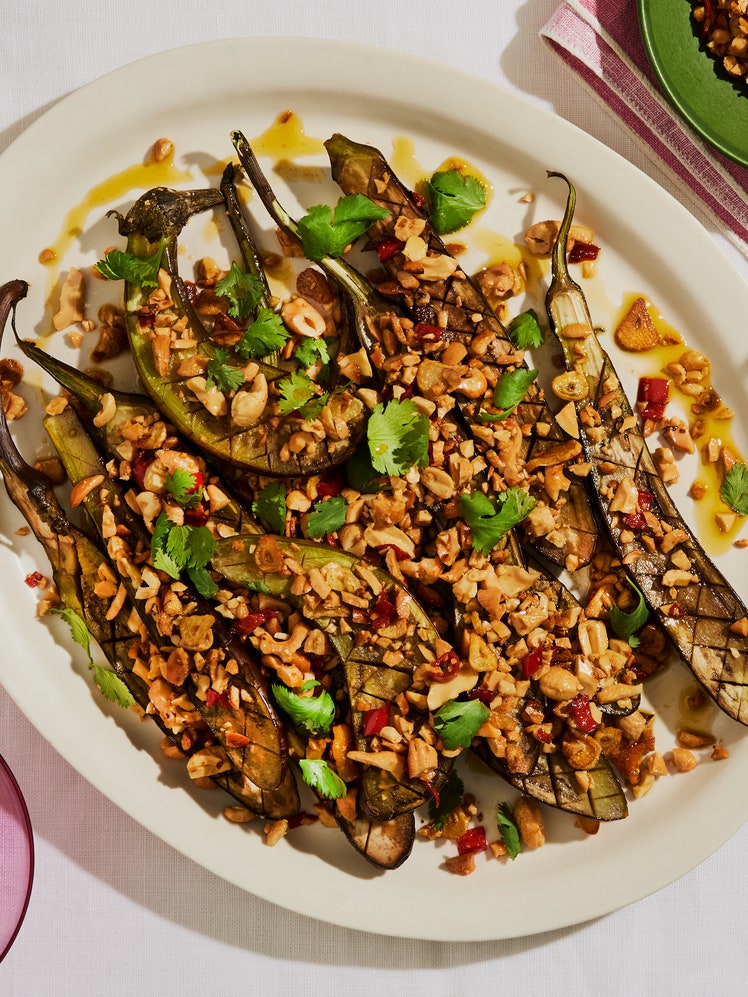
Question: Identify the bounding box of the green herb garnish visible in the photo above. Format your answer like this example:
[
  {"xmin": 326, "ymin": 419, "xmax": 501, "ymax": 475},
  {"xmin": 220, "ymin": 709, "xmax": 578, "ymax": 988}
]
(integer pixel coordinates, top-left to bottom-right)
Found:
[
  {"xmin": 276, "ymin": 370, "xmax": 327, "ymax": 417},
  {"xmin": 609, "ymin": 578, "xmax": 649, "ymax": 648},
  {"xmin": 294, "ymin": 336, "xmax": 331, "ymax": 369},
  {"xmin": 297, "ymin": 194, "xmax": 391, "ymax": 261},
  {"xmin": 459, "ymin": 488, "xmax": 538, "ymax": 556},
  {"xmin": 432, "ymin": 698, "xmax": 490, "ymax": 751},
  {"xmin": 720, "ymin": 463, "xmax": 748, "ymax": 516},
  {"xmin": 298, "ymin": 758, "xmax": 347, "ymax": 799},
  {"xmin": 51, "ymin": 606, "xmax": 135, "ymax": 709},
  {"xmin": 425, "ymin": 169, "xmax": 486, "ymax": 234},
  {"xmin": 252, "ymin": 481, "xmax": 287, "ymax": 535},
  {"xmin": 235, "ymin": 307, "xmax": 289, "ymax": 359},
  {"xmin": 165, "ymin": 468, "xmax": 202, "ymax": 510},
  {"xmin": 205, "ymin": 349, "xmax": 245, "ymax": 394},
  {"xmin": 150, "ymin": 512, "xmax": 218, "ymax": 596},
  {"xmin": 215, "ymin": 261, "xmax": 265, "ymax": 320},
  {"xmin": 272, "ymin": 681, "xmax": 335, "ymax": 735},
  {"xmin": 507, "ymin": 309, "xmax": 544, "ymax": 350},
  {"xmin": 94, "ymin": 241, "xmax": 165, "ymax": 288},
  {"xmin": 478, "ymin": 368, "xmax": 538, "ymax": 422},
  {"xmin": 497, "ymin": 802, "xmax": 522, "ymax": 860},
  {"xmin": 305, "ymin": 495, "xmax": 347, "ymax": 539},
  {"xmin": 367, "ymin": 399, "xmax": 429, "ymax": 476}
]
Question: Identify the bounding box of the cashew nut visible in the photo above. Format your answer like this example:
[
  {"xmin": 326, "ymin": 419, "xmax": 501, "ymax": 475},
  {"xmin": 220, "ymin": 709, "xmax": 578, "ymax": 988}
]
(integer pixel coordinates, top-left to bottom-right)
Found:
[
  {"xmin": 281, "ymin": 297, "xmax": 326, "ymax": 338},
  {"xmin": 231, "ymin": 372, "xmax": 268, "ymax": 428}
]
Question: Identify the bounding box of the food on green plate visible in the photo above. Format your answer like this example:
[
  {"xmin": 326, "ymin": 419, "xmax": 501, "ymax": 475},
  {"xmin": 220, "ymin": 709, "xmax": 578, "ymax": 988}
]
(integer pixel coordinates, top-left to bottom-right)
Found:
[{"xmin": 691, "ymin": 2, "xmax": 748, "ymax": 85}]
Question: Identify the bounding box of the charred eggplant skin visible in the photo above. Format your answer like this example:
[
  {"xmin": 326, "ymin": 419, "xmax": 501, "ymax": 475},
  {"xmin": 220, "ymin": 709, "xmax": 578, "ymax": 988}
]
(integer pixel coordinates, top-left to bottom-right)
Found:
[{"xmin": 545, "ymin": 173, "xmax": 748, "ymax": 725}]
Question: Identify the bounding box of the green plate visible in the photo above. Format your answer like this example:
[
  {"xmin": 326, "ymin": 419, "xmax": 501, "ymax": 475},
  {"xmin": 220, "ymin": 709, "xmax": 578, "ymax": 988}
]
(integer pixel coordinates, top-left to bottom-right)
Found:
[{"xmin": 638, "ymin": 0, "xmax": 748, "ymax": 167}]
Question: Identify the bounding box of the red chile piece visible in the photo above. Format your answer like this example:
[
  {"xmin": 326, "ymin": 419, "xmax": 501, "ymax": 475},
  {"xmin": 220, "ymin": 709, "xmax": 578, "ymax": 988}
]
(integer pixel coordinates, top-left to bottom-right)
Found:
[
  {"xmin": 317, "ymin": 471, "xmax": 345, "ymax": 498},
  {"xmin": 426, "ymin": 650, "xmax": 461, "ymax": 684},
  {"xmin": 205, "ymin": 688, "xmax": 231, "ymax": 709},
  {"xmin": 370, "ymin": 592, "xmax": 397, "ymax": 628},
  {"xmin": 184, "ymin": 502, "xmax": 210, "ymax": 527},
  {"xmin": 622, "ymin": 489, "xmax": 655, "ymax": 530},
  {"xmin": 376, "ymin": 237, "xmax": 405, "ymax": 262},
  {"xmin": 569, "ymin": 693, "xmax": 600, "ymax": 734},
  {"xmin": 568, "ymin": 242, "xmax": 600, "ymax": 264},
  {"xmin": 24, "ymin": 571, "xmax": 43, "ymax": 588},
  {"xmin": 456, "ymin": 826, "xmax": 487, "ymax": 856},
  {"xmin": 130, "ymin": 452, "xmax": 154, "ymax": 490},
  {"xmin": 376, "ymin": 544, "xmax": 410, "ymax": 562},
  {"xmin": 468, "ymin": 686, "xmax": 494, "ymax": 705},
  {"xmin": 233, "ymin": 609, "xmax": 277, "ymax": 636},
  {"xmin": 637, "ymin": 377, "xmax": 670, "ymax": 422},
  {"xmin": 411, "ymin": 191, "xmax": 426, "ymax": 210},
  {"xmin": 522, "ymin": 648, "xmax": 543, "ymax": 679},
  {"xmin": 414, "ymin": 323, "xmax": 444, "ymax": 343},
  {"xmin": 362, "ymin": 704, "xmax": 390, "ymax": 736}
]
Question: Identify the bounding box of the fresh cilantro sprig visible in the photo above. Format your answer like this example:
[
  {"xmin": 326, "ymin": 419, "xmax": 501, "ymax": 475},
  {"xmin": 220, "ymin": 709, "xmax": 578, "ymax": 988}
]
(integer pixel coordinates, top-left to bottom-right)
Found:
[
  {"xmin": 609, "ymin": 578, "xmax": 649, "ymax": 648},
  {"xmin": 235, "ymin": 307, "xmax": 289, "ymax": 359},
  {"xmin": 252, "ymin": 481, "xmax": 287, "ymax": 535},
  {"xmin": 298, "ymin": 758, "xmax": 347, "ymax": 799},
  {"xmin": 433, "ymin": 698, "xmax": 490, "ymax": 750},
  {"xmin": 165, "ymin": 468, "xmax": 203, "ymax": 510},
  {"xmin": 215, "ymin": 261, "xmax": 265, "ymax": 320},
  {"xmin": 367, "ymin": 399, "xmax": 430, "ymax": 476},
  {"xmin": 94, "ymin": 240, "xmax": 165, "ymax": 288},
  {"xmin": 425, "ymin": 169, "xmax": 486, "ymax": 234},
  {"xmin": 297, "ymin": 194, "xmax": 391, "ymax": 261},
  {"xmin": 272, "ymin": 681, "xmax": 335, "ymax": 735},
  {"xmin": 427, "ymin": 769, "xmax": 465, "ymax": 831},
  {"xmin": 205, "ymin": 349, "xmax": 246, "ymax": 394},
  {"xmin": 720, "ymin": 463, "xmax": 748, "ymax": 516},
  {"xmin": 276, "ymin": 370, "xmax": 328, "ymax": 418},
  {"xmin": 459, "ymin": 488, "xmax": 538, "ymax": 556},
  {"xmin": 305, "ymin": 495, "xmax": 347, "ymax": 539},
  {"xmin": 507, "ymin": 309, "xmax": 544, "ymax": 350},
  {"xmin": 479, "ymin": 368, "xmax": 538, "ymax": 422},
  {"xmin": 294, "ymin": 336, "xmax": 331, "ymax": 370},
  {"xmin": 51, "ymin": 606, "xmax": 135, "ymax": 709},
  {"xmin": 497, "ymin": 802, "xmax": 522, "ymax": 860},
  {"xmin": 151, "ymin": 512, "xmax": 218, "ymax": 597},
  {"xmin": 345, "ymin": 444, "xmax": 389, "ymax": 494}
]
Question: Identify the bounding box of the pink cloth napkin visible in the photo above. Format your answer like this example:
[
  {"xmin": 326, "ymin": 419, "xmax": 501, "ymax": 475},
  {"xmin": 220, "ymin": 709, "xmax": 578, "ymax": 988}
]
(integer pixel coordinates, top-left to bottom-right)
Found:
[{"xmin": 541, "ymin": 0, "xmax": 748, "ymax": 253}]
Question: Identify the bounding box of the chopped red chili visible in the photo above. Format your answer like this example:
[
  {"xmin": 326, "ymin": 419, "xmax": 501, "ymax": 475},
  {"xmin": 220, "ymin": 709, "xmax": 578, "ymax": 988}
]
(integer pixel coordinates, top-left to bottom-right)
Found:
[
  {"xmin": 233, "ymin": 610, "xmax": 277, "ymax": 636},
  {"xmin": 205, "ymin": 688, "xmax": 231, "ymax": 709},
  {"xmin": 130, "ymin": 452, "xmax": 154, "ymax": 490},
  {"xmin": 370, "ymin": 592, "xmax": 397, "ymax": 628},
  {"xmin": 414, "ymin": 322, "xmax": 444, "ymax": 342},
  {"xmin": 184, "ymin": 502, "xmax": 210, "ymax": 527},
  {"xmin": 637, "ymin": 377, "xmax": 669, "ymax": 422},
  {"xmin": 522, "ymin": 648, "xmax": 543, "ymax": 679},
  {"xmin": 531, "ymin": 724, "xmax": 554, "ymax": 744},
  {"xmin": 24, "ymin": 570, "xmax": 43, "ymax": 588},
  {"xmin": 376, "ymin": 544, "xmax": 410, "ymax": 562},
  {"xmin": 411, "ymin": 191, "xmax": 426, "ymax": 210},
  {"xmin": 426, "ymin": 650, "xmax": 461, "ymax": 684},
  {"xmin": 668, "ymin": 602, "xmax": 686, "ymax": 618},
  {"xmin": 317, "ymin": 471, "xmax": 345, "ymax": 498},
  {"xmin": 623, "ymin": 490, "xmax": 654, "ymax": 530},
  {"xmin": 568, "ymin": 242, "xmax": 600, "ymax": 264},
  {"xmin": 225, "ymin": 731, "xmax": 250, "ymax": 748},
  {"xmin": 376, "ymin": 237, "xmax": 405, "ymax": 261},
  {"xmin": 456, "ymin": 826, "xmax": 487, "ymax": 856},
  {"xmin": 468, "ymin": 686, "xmax": 494, "ymax": 705},
  {"xmin": 362, "ymin": 704, "xmax": 389, "ymax": 736},
  {"xmin": 569, "ymin": 694, "xmax": 600, "ymax": 734}
]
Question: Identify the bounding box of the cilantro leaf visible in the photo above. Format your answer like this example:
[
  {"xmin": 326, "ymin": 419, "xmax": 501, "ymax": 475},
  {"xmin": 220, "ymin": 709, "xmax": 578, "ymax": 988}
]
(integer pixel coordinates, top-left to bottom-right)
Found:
[
  {"xmin": 479, "ymin": 368, "xmax": 537, "ymax": 422},
  {"xmin": 297, "ymin": 195, "xmax": 391, "ymax": 261},
  {"xmin": 720, "ymin": 463, "xmax": 748, "ymax": 516},
  {"xmin": 150, "ymin": 513, "xmax": 217, "ymax": 582},
  {"xmin": 305, "ymin": 495, "xmax": 347, "ymax": 539},
  {"xmin": 497, "ymin": 802, "xmax": 522, "ymax": 860},
  {"xmin": 186, "ymin": 565, "xmax": 218, "ymax": 599},
  {"xmin": 459, "ymin": 487, "xmax": 538, "ymax": 556},
  {"xmin": 94, "ymin": 241, "xmax": 165, "ymax": 288},
  {"xmin": 367, "ymin": 399, "xmax": 430, "ymax": 476},
  {"xmin": 272, "ymin": 682, "xmax": 336, "ymax": 735},
  {"xmin": 51, "ymin": 607, "xmax": 135, "ymax": 709},
  {"xmin": 92, "ymin": 665, "xmax": 137, "ymax": 709},
  {"xmin": 345, "ymin": 444, "xmax": 389, "ymax": 494},
  {"xmin": 294, "ymin": 336, "xmax": 331, "ymax": 369},
  {"xmin": 298, "ymin": 758, "xmax": 347, "ymax": 799},
  {"xmin": 205, "ymin": 349, "xmax": 246, "ymax": 394},
  {"xmin": 609, "ymin": 578, "xmax": 649, "ymax": 648},
  {"xmin": 427, "ymin": 769, "xmax": 465, "ymax": 831},
  {"xmin": 276, "ymin": 370, "xmax": 326, "ymax": 417},
  {"xmin": 151, "ymin": 513, "xmax": 183, "ymax": 578},
  {"xmin": 235, "ymin": 307, "xmax": 289, "ymax": 359},
  {"xmin": 214, "ymin": 261, "xmax": 265, "ymax": 319},
  {"xmin": 425, "ymin": 169, "xmax": 486, "ymax": 234},
  {"xmin": 252, "ymin": 481, "xmax": 287, "ymax": 535},
  {"xmin": 433, "ymin": 698, "xmax": 490, "ymax": 750},
  {"xmin": 165, "ymin": 468, "xmax": 202, "ymax": 509},
  {"xmin": 507, "ymin": 309, "xmax": 544, "ymax": 350}
]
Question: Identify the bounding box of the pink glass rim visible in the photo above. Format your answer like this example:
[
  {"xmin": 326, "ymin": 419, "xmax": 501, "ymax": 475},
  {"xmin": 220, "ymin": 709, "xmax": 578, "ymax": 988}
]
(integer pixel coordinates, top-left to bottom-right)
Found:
[{"xmin": 0, "ymin": 753, "xmax": 34, "ymax": 962}]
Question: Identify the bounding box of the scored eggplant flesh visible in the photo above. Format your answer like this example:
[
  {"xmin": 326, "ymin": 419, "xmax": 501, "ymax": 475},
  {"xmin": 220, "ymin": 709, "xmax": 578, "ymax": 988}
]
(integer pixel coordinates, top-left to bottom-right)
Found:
[{"xmin": 545, "ymin": 173, "xmax": 748, "ymax": 725}]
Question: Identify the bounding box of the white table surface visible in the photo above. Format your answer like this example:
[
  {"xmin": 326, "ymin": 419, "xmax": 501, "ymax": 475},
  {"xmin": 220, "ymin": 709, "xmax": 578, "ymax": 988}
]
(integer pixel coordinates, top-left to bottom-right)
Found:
[{"xmin": 2, "ymin": 2, "xmax": 747, "ymax": 994}]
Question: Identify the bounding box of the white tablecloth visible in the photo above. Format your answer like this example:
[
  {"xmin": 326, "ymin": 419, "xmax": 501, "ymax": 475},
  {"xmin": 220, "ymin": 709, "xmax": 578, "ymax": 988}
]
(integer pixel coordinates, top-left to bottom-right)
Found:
[{"xmin": 2, "ymin": 2, "xmax": 747, "ymax": 993}]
